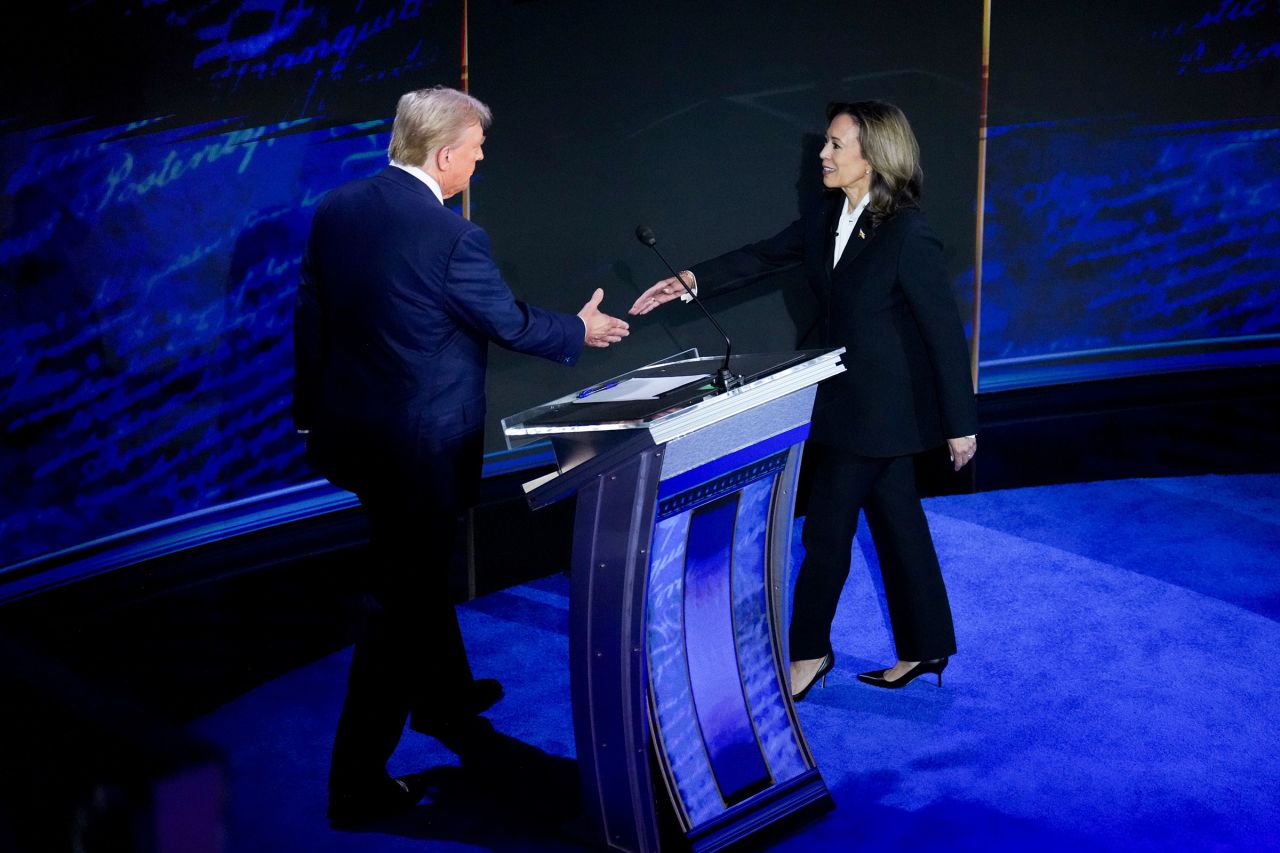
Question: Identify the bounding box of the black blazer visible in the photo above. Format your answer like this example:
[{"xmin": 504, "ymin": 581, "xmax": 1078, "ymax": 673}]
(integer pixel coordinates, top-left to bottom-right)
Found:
[
  {"xmin": 690, "ymin": 195, "xmax": 977, "ymax": 457},
  {"xmin": 294, "ymin": 167, "xmax": 584, "ymax": 496}
]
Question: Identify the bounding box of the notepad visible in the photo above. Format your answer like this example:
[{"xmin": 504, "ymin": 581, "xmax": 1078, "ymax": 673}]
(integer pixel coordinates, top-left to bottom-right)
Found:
[{"xmin": 571, "ymin": 375, "xmax": 711, "ymax": 403}]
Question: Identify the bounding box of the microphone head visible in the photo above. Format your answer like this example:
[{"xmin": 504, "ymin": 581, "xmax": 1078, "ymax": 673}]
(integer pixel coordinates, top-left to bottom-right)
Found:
[{"xmin": 635, "ymin": 225, "xmax": 657, "ymax": 247}]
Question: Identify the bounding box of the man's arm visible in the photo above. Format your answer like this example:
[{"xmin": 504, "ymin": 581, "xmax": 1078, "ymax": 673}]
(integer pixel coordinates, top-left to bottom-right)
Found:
[{"xmin": 442, "ymin": 227, "xmax": 625, "ymax": 363}]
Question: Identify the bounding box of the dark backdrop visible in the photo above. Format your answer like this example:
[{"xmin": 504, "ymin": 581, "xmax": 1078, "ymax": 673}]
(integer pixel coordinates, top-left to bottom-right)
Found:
[{"xmin": 472, "ymin": 1, "xmax": 982, "ymax": 441}]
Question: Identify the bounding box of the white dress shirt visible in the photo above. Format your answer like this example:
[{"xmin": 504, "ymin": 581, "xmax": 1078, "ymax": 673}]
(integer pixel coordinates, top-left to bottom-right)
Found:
[
  {"xmin": 391, "ymin": 161, "xmax": 445, "ymax": 204},
  {"xmin": 832, "ymin": 192, "xmax": 871, "ymax": 265}
]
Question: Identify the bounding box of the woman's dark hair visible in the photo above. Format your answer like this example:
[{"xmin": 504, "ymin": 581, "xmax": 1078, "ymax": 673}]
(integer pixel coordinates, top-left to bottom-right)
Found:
[{"xmin": 826, "ymin": 100, "xmax": 923, "ymax": 224}]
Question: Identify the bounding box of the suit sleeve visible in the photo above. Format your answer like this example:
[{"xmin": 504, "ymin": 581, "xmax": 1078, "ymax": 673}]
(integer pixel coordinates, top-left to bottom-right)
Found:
[
  {"xmin": 442, "ymin": 226, "xmax": 585, "ymax": 366},
  {"xmin": 898, "ymin": 216, "xmax": 979, "ymax": 438},
  {"xmin": 689, "ymin": 216, "xmax": 806, "ymax": 297},
  {"xmin": 292, "ymin": 236, "xmax": 323, "ymax": 431}
]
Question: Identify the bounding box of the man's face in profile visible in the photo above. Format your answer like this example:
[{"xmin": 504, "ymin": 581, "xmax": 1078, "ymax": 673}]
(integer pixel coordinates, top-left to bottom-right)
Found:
[{"xmin": 440, "ymin": 122, "xmax": 485, "ymax": 198}]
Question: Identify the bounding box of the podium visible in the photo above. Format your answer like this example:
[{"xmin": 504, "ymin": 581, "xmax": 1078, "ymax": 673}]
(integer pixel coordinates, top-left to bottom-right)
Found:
[{"xmin": 502, "ymin": 349, "xmax": 845, "ymax": 852}]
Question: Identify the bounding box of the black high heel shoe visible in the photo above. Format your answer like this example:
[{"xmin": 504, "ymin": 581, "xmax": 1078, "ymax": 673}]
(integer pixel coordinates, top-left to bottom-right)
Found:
[
  {"xmin": 856, "ymin": 657, "xmax": 948, "ymax": 690},
  {"xmin": 791, "ymin": 652, "xmax": 836, "ymax": 702}
]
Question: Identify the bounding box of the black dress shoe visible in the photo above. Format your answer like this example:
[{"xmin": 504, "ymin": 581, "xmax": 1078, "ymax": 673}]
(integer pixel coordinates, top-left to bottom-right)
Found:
[
  {"xmin": 430, "ymin": 716, "xmax": 499, "ymax": 760},
  {"xmin": 409, "ymin": 678, "xmax": 504, "ymax": 735},
  {"xmin": 327, "ymin": 773, "xmax": 427, "ymax": 827},
  {"xmin": 856, "ymin": 657, "xmax": 948, "ymax": 690}
]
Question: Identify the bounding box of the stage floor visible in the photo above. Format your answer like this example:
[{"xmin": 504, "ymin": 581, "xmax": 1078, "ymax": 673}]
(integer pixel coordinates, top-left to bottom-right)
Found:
[{"xmin": 191, "ymin": 474, "xmax": 1280, "ymax": 851}]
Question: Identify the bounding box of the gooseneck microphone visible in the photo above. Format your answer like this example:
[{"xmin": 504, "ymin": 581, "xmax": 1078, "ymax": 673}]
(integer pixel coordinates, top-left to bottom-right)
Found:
[{"xmin": 635, "ymin": 225, "xmax": 742, "ymax": 392}]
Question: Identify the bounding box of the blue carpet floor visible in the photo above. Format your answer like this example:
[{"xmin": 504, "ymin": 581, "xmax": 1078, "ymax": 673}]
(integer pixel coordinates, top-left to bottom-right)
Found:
[{"xmin": 193, "ymin": 474, "xmax": 1280, "ymax": 851}]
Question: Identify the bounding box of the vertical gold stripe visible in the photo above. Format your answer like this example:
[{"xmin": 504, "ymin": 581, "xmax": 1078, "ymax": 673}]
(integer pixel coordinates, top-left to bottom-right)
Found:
[
  {"xmin": 461, "ymin": 0, "xmax": 472, "ymax": 220},
  {"xmin": 971, "ymin": 0, "xmax": 992, "ymax": 390}
]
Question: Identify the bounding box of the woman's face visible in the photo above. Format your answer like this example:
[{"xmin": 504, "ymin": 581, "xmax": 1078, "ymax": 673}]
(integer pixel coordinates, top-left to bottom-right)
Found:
[{"xmin": 820, "ymin": 113, "xmax": 871, "ymax": 198}]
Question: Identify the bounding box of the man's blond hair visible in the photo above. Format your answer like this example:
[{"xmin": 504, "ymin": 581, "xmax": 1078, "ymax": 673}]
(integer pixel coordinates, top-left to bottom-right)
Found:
[{"xmin": 387, "ymin": 86, "xmax": 492, "ymax": 167}]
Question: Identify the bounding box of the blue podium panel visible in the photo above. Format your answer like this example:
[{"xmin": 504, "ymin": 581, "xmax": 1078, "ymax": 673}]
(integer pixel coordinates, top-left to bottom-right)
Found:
[
  {"xmin": 646, "ymin": 436, "xmax": 820, "ymax": 848},
  {"xmin": 730, "ymin": 479, "xmax": 808, "ymax": 787},
  {"xmin": 685, "ymin": 494, "xmax": 773, "ymax": 806}
]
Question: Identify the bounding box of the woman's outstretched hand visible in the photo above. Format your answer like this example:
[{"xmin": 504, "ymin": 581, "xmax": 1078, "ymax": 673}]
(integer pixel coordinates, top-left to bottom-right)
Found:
[{"xmin": 629, "ymin": 271, "xmax": 696, "ymax": 316}]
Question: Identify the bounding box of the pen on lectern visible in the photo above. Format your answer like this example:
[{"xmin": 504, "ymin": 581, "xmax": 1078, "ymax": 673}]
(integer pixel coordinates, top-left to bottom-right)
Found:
[{"xmin": 576, "ymin": 380, "xmax": 620, "ymax": 399}]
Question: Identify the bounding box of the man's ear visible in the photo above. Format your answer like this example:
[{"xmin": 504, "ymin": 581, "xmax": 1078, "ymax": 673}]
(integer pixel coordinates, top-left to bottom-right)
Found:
[{"xmin": 433, "ymin": 144, "xmax": 451, "ymax": 172}]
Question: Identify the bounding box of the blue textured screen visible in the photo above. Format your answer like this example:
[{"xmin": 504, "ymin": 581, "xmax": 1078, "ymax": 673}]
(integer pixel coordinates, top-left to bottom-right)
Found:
[
  {"xmin": 1, "ymin": 0, "xmax": 460, "ymax": 569},
  {"xmin": 978, "ymin": 119, "xmax": 1280, "ymax": 389}
]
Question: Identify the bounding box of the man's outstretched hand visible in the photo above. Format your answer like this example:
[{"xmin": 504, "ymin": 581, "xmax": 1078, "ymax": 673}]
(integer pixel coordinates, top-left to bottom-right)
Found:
[{"xmin": 579, "ymin": 288, "xmax": 630, "ymax": 348}]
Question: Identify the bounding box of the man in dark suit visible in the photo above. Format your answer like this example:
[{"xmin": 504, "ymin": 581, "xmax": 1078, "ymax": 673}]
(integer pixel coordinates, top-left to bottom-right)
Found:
[
  {"xmin": 294, "ymin": 85, "xmax": 629, "ymax": 825},
  {"xmin": 630, "ymin": 100, "xmax": 976, "ymax": 698}
]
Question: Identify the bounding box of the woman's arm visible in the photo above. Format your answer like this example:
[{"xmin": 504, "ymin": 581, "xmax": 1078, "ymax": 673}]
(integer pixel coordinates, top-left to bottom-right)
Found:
[
  {"xmin": 898, "ymin": 213, "xmax": 979, "ymax": 441},
  {"xmin": 629, "ymin": 216, "xmax": 807, "ymax": 316}
]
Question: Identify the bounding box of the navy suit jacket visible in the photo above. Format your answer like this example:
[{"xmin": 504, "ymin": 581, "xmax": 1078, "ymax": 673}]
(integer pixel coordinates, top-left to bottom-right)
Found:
[
  {"xmin": 690, "ymin": 196, "xmax": 977, "ymax": 457},
  {"xmin": 294, "ymin": 166, "xmax": 584, "ymax": 498}
]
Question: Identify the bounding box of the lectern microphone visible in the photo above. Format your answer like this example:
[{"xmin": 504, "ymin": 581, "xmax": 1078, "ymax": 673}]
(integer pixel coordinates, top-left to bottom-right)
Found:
[{"xmin": 634, "ymin": 225, "xmax": 741, "ymax": 392}]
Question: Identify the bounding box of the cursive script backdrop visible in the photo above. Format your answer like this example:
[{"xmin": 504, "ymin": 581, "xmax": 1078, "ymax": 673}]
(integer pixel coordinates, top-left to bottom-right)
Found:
[{"xmin": 1, "ymin": 0, "xmax": 462, "ymax": 569}]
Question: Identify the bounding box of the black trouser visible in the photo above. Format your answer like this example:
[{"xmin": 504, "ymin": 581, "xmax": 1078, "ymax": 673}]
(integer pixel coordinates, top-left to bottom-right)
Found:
[
  {"xmin": 328, "ymin": 430, "xmax": 482, "ymax": 789},
  {"xmin": 789, "ymin": 446, "xmax": 957, "ymax": 663}
]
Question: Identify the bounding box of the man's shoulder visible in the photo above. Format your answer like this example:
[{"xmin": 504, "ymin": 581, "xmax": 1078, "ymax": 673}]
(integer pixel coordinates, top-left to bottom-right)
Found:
[
  {"xmin": 319, "ymin": 168, "xmax": 430, "ymax": 208},
  {"xmin": 324, "ymin": 168, "xmax": 386, "ymax": 198},
  {"xmin": 314, "ymin": 172, "xmax": 385, "ymax": 219},
  {"xmin": 318, "ymin": 171, "xmax": 471, "ymax": 234}
]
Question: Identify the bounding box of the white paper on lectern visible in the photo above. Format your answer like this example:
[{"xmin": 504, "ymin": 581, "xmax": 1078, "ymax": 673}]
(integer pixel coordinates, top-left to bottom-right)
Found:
[{"xmin": 571, "ymin": 374, "xmax": 711, "ymax": 404}]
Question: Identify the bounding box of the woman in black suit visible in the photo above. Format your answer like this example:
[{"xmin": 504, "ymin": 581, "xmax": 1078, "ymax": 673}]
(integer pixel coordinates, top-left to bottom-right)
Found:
[{"xmin": 630, "ymin": 101, "xmax": 977, "ymax": 696}]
